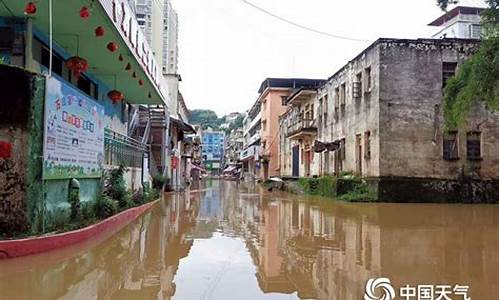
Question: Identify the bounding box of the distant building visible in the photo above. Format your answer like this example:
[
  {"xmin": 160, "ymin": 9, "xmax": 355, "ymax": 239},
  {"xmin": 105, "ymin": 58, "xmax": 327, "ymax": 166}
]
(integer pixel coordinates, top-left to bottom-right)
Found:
[
  {"xmin": 224, "ymin": 128, "xmax": 245, "ymax": 167},
  {"xmin": 241, "ymin": 102, "xmax": 262, "ymax": 179},
  {"xmin": 429, "ymin": 6, "xmax": 484, "ymax": 39},
  {"xmin": 202, "ymin": 128, "xmax": 225, "ymax": 174}
]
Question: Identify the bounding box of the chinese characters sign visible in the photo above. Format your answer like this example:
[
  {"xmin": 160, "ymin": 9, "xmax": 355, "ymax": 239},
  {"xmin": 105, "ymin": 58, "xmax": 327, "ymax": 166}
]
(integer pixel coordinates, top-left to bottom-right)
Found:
[
  {"xmin": 43, "ymin": 77, "xmax": 105, "ymax": 180},
  {"xmin": 364, "ymin": 277, "xmax": 471, "ymax": 300}
]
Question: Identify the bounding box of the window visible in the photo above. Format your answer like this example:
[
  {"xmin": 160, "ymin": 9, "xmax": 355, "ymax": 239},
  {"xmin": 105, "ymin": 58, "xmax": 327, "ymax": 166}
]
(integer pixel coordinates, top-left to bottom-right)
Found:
[
  {"xmin": 323, "ymin": 95, "xmax": 328, "ymax": 128},
  {"xmin": 353, "ymin": 73, "xmax": 362, "ymax": 100},
  {"xmin": 470, "ymin": 24, "xmax": 481, "ymax": 39},
  {"xmin": 466, "ymin": 132, "xmax": 481, "ymax": 160},
  {"xmin": 334, "ymin": 87, "xmax": 340, "ymax": 121},
  {"xmin": 443, "ymin": 131, "xmax": 459, "ymax": 160},
  {"xmin": 340, "ymin": 138, "xmax": 346, "ymax": 160},
  {"xmin": 442, "ymin": 62, "xmax": 457, "ymax": 88},
  {"xmin": 281, "ymin": 95, "xmax": 288, "ymax": 105},
  {"xmin": 340, "ymin": 83, "xmax": 346, "ymax": 116},
  {"xmin": 318, "ymin": 98, "xmax": 323, "ymax": 132},
  {"xmin": 364, "ymin": 67, "xmax": 372, "ymax": 93},
  {"xmin": 364, "ymin": 131, "xmax": 371, "ymax": 159}
]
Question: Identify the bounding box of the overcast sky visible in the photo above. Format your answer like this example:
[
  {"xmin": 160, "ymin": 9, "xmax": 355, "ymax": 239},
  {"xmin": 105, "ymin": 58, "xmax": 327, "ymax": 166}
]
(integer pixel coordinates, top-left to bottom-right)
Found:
[{"xmin": 169, "ymin": 0, "xmax": 486, "ymax": 116}]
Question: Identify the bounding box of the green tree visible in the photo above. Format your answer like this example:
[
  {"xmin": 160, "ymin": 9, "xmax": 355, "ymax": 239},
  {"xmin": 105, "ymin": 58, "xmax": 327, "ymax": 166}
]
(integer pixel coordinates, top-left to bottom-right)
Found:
[
  {"xmin": 439, "ymin": 0, "xmax": 499, "ymax": 128},
  {"xmin": 189, "ymin": 109, "xmax": 224, "ymax": 130}
]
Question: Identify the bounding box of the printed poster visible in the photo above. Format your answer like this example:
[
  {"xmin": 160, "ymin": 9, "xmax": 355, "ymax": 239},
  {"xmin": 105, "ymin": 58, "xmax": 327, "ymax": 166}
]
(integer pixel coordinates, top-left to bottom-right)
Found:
[{"xmin": 43, "ymin": 76, "xmax": 105, "ymax": 179}]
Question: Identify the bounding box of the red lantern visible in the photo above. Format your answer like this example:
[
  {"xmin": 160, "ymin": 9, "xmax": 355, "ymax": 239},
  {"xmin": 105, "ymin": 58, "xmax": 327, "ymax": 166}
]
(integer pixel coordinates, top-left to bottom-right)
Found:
[
  {"xmin": 138, "ymin": 79, "xmax": 144, "ymax": 86},
  {"xmin": 118, "ymin": 54, "xmax": 124, "ymax": 61},
  {"xmin": 65, "ymin": 56, "xmax": 88, "ymax": 79},
  {"xmin": 107, "ymin": 42, "xmax": 118, "ymax": 52},
  {"xmin": 125, "ymin": 63, "xmax": 131, "ymax": 71},
  {"xmin": 24, "ymin": 2, "xmax": 37, "ymax": 15},
  {"xmin": 95, "ymin": 26, "xmax": 105, "ymax": 37},
  {"xmin": 108, "ymin": 90, "xmax": 124, "ymax": 104},
  {"xmin": 79, "ymin": 6, "xmax": 90, "ymax": 19}
]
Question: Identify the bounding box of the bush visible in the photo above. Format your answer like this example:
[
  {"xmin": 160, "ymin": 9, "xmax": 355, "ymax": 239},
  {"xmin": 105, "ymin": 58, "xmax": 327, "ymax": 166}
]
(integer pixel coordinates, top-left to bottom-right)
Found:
[
  {"xmin": 95, "ymin": 195, "xmax": 118, "ymax": 219},
  {"xmin": 104, "ymin": 166, "xmax": 128, "ymax": 209},
  {"xmin": 337, "ymin": 179, "xmax": 377, "ymax": 202},
  {"xmin": 152, "ymin": 175, "xmax": 167, "ymax": 190},
  {"xmin": 143, "ymin": 182, "xmax": 159, "ymax": 202},
  {"xmin": 298, "ymin": 176, "xmax": 336, "ymax": 197}
]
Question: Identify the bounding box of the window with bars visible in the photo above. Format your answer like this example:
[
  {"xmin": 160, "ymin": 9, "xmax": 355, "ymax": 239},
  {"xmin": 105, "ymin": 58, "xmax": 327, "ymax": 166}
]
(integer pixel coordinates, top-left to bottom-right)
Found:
[
  {"xmin": 442, "ymin": 62, "xmax": 457, "ymax": 88},
  {"xmin": 466, "ymin": 132, "xmax": 481, "ymax": 160},
  {"xmin": 443, "ymin": 131, "xmax": 459, "ymax": 160}
]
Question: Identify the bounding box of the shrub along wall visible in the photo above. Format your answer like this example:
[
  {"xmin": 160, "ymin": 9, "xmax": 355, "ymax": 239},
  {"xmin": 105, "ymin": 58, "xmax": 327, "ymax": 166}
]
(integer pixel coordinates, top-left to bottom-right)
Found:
[{"xmin": 297, "ymin": 174, "xmax": 377, "ymax": 202}]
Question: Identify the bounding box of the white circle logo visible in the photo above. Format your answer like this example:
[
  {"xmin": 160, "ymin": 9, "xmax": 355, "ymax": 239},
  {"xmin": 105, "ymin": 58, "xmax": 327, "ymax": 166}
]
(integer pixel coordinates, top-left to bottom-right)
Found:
[{"xmin": 364, "ymin": 277, "xmax": 396, "ymax": 300}]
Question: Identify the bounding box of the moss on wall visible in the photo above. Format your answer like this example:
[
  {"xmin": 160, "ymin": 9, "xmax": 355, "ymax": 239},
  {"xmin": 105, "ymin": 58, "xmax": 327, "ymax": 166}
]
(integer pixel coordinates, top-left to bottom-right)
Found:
[{"xmin": 26, "ymin": 75, "xmax": 45, "ymax": 234}]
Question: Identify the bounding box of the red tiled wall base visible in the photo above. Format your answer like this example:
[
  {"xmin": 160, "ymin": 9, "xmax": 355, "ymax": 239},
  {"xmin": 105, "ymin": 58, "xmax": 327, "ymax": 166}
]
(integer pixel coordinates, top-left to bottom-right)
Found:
[{"xmin": 0, "ymin": 200, "xmax": 158, "ymax": 259}]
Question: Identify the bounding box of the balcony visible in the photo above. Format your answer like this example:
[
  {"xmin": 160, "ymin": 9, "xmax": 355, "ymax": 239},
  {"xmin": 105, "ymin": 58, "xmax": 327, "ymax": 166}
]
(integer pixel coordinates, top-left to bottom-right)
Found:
[
  {"xmin": 240, "ymin": 145, "xmax": 260, "ymax": 161},
  {"xmin": 243, "ymin": 114, "xmax": 261, "ymax": 137},
  {"xmin": 286, "ymin": 118, "xmax": 317, "ymax": 139}
]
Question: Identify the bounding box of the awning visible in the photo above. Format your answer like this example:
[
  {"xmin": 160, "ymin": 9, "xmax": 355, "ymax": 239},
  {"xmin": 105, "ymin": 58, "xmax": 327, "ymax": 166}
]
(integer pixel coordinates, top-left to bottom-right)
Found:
[
  {"xmin": 170, "ymin": 116, "xmax": 196, "ymax": 134},
  {"xmin": 0, "ymin": 0, "xmax": 167, "ymax": 105}
]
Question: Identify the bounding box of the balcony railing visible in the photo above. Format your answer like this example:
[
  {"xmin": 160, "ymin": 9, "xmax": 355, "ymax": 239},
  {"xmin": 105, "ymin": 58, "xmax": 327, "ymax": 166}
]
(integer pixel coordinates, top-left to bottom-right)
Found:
[
  {"xmin": 286, "ymin": 118, "xmax": 317, "ymax": 138},
  {"xmin": 104, "ymin": 128, "xmax": 149, "ymax": 168}
]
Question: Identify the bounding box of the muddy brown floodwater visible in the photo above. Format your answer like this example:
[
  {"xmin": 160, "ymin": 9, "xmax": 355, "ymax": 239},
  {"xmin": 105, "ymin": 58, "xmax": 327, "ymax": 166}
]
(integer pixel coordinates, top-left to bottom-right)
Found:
[{"xmin": 0, "ymin": 179, "xmax": 497, "ymax": 300}]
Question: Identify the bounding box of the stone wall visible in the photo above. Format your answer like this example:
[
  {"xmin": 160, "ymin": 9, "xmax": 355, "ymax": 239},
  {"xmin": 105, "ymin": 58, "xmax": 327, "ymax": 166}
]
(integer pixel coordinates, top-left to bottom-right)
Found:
[
  {"xmin": 317, "ymin": 42, "xmax": 381, "ymax": 177},
  {"xmin": 0, "ymin": 65, "xmax": 36, "ymax": 234},
  {"xmin": 378, "ymin": 39, "xmax": 498, "ymax": 180}
]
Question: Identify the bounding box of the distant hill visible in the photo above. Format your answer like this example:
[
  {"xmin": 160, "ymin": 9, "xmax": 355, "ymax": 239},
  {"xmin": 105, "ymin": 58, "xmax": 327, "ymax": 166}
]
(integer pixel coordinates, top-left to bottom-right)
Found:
[
  {"xmin": 189, "ymin": 109, "xmax": 224, "ymax": 130},
  {"xmin": 189, "ymin": 109, "xmax": 244, "ymax": 133}
]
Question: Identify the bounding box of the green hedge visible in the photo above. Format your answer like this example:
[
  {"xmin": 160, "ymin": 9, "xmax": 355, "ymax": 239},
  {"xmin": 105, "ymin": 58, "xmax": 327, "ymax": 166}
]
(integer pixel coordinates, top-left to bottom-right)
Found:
[{"xmin": 298, "ymin": 174, "xmax": 377, "ymax": 202}]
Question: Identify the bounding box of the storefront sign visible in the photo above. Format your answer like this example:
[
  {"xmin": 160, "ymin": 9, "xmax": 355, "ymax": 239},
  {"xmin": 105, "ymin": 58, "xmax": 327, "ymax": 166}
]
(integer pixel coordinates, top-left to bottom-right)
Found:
[{"xmin": 43, "ymin": 77, "xmax": 105, "ymax": 180}]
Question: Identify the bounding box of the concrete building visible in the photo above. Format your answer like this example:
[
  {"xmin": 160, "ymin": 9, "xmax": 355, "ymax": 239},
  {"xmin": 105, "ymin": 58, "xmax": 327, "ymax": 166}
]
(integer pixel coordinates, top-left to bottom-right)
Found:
[
  {"xmin": 201, "ymin": 128, "xmax": 225, "ymax": 174},
  {"xmin": 256, "ymin": 78, "xmax": 325, "ymax": 180},
  {"xmin": 429, "ymin": 6, "xmax": 484, "ymax": 39},
  {"xmin": 279, "ymin": 81, "xmax": 327, "ymax": 177},
  {"xmin": 311, "ymin": 38, "xmax": 498, "ymax": 202},
  {"xmin": 241, "ymin": 103, "xmax": 261, "ymax": 179},
  {"xmin": 0, "ymin": 0, "xmax": 170, "ymax": 234},
  {"xmin": 223, "ymin": 128, "xmax": 244, "ymax": 167}
]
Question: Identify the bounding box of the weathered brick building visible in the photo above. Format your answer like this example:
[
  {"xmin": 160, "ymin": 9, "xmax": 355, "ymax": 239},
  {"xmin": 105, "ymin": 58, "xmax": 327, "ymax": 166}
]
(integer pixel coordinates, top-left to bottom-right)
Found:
[{"xmin": 311, "ymin": 38, "xmax": 498, "ymax": 202}]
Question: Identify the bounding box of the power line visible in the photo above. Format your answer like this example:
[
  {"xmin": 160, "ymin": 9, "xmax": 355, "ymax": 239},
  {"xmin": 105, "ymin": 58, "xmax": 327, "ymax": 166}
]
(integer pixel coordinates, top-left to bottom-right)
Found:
[{"xmin": 239, "ymin": 0, "xmax": 371, "ymax": 43}]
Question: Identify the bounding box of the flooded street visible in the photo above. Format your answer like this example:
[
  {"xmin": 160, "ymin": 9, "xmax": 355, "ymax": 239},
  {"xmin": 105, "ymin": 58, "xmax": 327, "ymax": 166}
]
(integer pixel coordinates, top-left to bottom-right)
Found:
[{"xmin": 0, "ymin": 180, "xmax": 498, "ymax": 300}]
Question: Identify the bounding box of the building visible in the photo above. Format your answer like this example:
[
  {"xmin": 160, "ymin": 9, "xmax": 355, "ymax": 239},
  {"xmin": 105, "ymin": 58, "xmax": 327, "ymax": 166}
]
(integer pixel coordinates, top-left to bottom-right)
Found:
[
  {"xmin": 310, "ymin": 38, "xmax": 498, "ymax": 202},
  {"xmin": 429, "ymin": 6, "xmax": 484, "ymax": 39},
  {"xmin": 201, "ymin": 128, "xmax": 225, "ymax": 174},
  {"xmin": 257, "ymin": 78, "xmax": 326, "ymax": 180},
  {"xmin": 0, "ymin": 0, "xmax": 171, "ymax": 234},
  {"xmin": 279, "ymin": 81, "xmax": 327, "ymax": 177},
  {"xmin": 223, "ymin": 127, "xmax": 244, "ymax": 168},
  {"xmin": 169, "ymin": 93, "xmax": 196, "ymax": 190},
  {"xmin": 241, "ymin": 103, "xmax": 261, "ymax": 180}
]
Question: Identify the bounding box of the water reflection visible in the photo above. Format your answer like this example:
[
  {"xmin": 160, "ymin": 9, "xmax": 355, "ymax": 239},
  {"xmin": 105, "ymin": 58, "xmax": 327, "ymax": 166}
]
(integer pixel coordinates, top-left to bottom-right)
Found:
[{"xmin": 0, "ymin": 180, "xmax": 497, "ymax": 300}]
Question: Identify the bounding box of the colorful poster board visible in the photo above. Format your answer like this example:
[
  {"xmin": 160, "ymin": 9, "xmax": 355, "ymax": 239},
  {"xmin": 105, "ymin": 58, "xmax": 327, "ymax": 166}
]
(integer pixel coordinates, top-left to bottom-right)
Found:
[{"xmin": 43, "ymin": 77, "xmax": 105, "ymax": 180}]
